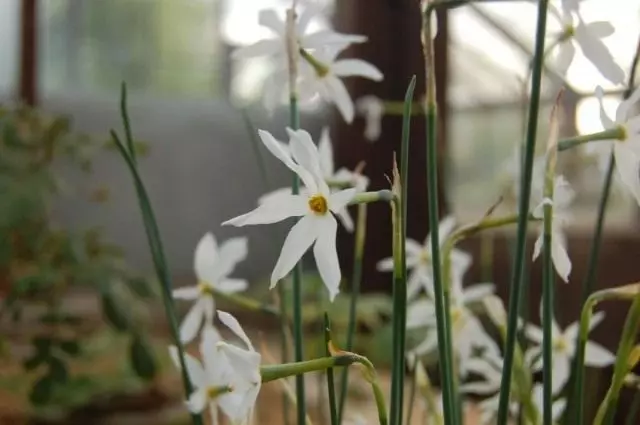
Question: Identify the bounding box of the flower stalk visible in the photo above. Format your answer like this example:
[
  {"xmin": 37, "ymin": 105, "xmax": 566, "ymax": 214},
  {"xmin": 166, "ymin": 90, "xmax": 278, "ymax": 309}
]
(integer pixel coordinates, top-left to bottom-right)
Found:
[{"xmin": 496, "ymin": 0, "xmax": 549, "ymax": 423}]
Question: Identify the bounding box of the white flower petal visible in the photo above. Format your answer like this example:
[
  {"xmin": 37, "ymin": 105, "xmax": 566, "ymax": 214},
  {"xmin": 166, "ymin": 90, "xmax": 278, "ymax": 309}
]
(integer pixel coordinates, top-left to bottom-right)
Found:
[
  {"xmin": 222, "ymin": 195, "xmax": 309, "ymax": 227},
  {"xmin": 173, "ymin": 286, "xmax": 200, "ymax": 300},
  {"xmin": 463, "ymin": 283, "xmax": 495, "ymax": 304},
  {"xmin": 286, "ymin": 128, "xmax": 326, "ymax": 189},
  {"xmin": 337, "ymin": 208, "xmax": 355, "ymax": 232},
  {"xmin": 551, "ymin": 236, "xmax": 572, "ymax": 282},
  {"xmin": 552, "ymin": 353, "xmax": 571, "ymax": 394},
  {"xmin": 406, "ymin": 269, "xmax": 425, "ymax": 300},
  {"xmin": 186, "ymin": 388, "xmax": 208, "ymax": 413},
  {"xmin": 614, "ymin": 145, "xmax": 640, "ymax": 205},
  {"xmin": 218, "ymin": 342, "xmax": 262, "ymax": 382},
  {"xmin": 313, "ymin": 215, "xmax": 341, "ymax": 300},
  {"xmin": 168, "ymin": 346, "xmax": 206, "ymax": 388},
  {"xmin": 217, "ymin": 310, "xmax": 254, "ymax": 351},
  {"xmin": 356, "ymin": 95, "xmax": 384, "ymax": 141},
  {"xmin": 553, "ymin": 398, "xmax": 567, "ymax": 421},
  {"xmin": 332, "ymin": 59, "xmax": 384, "ymax": 81},
  {"xmin": 323, "ymin": 76, "xmax": 355, "ymax": 123},
  {"xmin": 216, "ymin": 278, "xmax": 248, "ymax": 294},
  {"xmin": 556, "ymin": 41, "xmax": 576, "ymax": 76},
  {"xmin": 258, "ymin": 9, "xmax": 285, "ymax": 35},
  {"xmin": 436, "ymin": 215, "xmax": 457, "ymax": 246},
  {"xmin": 194, "ymin": 233, "xmax": 218, "ymax": 283},
  {"xmin": 318, "ymin": 127, "xmax": 334, "ymax": 177},
  {"xmin": 301, "ymin": 30, "xmax": 367, "ymax": 50},
  {"xmin": 406, "ymin": 299, "xmax": 436, "ymax": 328},
  {"xmin": 460, "ymin": 381, "xmax": 499, "ymax": 395},
  {"xmin": 271, "ymin": 215, "xmax": 318, "ymax": 288},
  {"xmin": 232, "ymin": 40, "xmax": 281, "ymax": 60},
  {"xmin": 214, "ymin": 237, "xmax": 248, "ymax": 280},
  {"xmin": 525, "ymin": 323, "xmax": 544, "ymax": 344},
  {"xmin": 258, "ymin": 129, "xmax": 298, "ymax": 172},
  {"xmin": 618, "ymin": 86, "xmax": 640, "ymax": 122},
  {"xmin": 584, "ymin": 21, "xmax": 615, "ymax": 38},
  {"xmin": 595, "ymin": 86, "xmax": 616, "ymax": 129},
  {"xmin": 376, "ymin": 256, "xmax": 394, "ymax": 271},
  {"xmin": 329, "ymin": 188, "xmax": 357, "ymax": 213},
  {"xmin": 180, "ymin": 298, "xmax": 206, "ymax": 344},
  {"xmin": 584, "ymin": 341, "xmax": 615, "ymax": 366},
  {"xmin": 577, "ymin": 28, "xmax": 625, "ymax": 85},
  {"xmin": 532, "ymin": 233, "xmax": 543, "ymax": 261}
]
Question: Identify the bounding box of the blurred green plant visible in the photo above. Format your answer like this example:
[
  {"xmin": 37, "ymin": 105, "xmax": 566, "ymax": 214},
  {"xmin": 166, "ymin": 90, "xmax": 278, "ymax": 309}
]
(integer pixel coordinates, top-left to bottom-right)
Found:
[{"xmin": 0, "ymin": 104, "xmax": 157, "ymax": 407}]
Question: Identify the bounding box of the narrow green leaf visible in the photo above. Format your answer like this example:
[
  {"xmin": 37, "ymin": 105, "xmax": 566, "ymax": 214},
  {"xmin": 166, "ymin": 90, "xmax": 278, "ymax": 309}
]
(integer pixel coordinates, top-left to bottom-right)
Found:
[
  {"xmin": 130, "ymin": 336, "xmax": 157, "ymax": 381},
  {"xmin": 48, "ymin": 356, "xmax": 69, "ymax": 384},
  {"xmin": 100, "ymin": 290, "xmax": 130, "ymax": 332},
  {"xmin": 29, "ymin": 374, "xmax": 55, "ymax": 405}
]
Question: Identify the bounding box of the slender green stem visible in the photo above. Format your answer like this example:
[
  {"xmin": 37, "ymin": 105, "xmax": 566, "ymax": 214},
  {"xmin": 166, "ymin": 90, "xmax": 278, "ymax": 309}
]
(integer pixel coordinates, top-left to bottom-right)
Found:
[
  {"xmin": 541, "ymin": 203, "xmax": 555, "ymax": 425},
  {"xmin": 571, "ymin": 39, "xmax": 640, "ymax": 424},
  {"xmin": 324, "ymin": 314, "xmax": 338, "ymax": 425},
  {"xmin": 210, "ymin": 287, "xmax": 279, "ymax": 316},
  {"xmin": 624, "ymin": 391, "xmax": 640, "ymax": 425},
  {"xmin": 337, "ymin": 203, "xmax": 368, "ymax": 424},
  {"xmin": 425, "ymin": 102, "xmax": 457, "ymax": 425},
  {"xmin": 119, "ymin": 83, "xmax": 137, "ymax": 165},
  {"xmin": 110, "ymin": 132, "xmax": 202, "ymax": 424},
  {"xmin": 349, "ymin": 190, "xmax": 395, "ymax": 205},
  {"xmin": 389, "ymin": 75, "xmax": 416, "ymax": 425},
  {"xmin": 557, "ymin": 128, "xmax": 622, "ymax": 151},
  {"xmin": 405, "ymin": 367, "xmax": 417, "ymax": 425},
  {"xmin": 496, "ymin": 1, "xmax": 549, "ymax": 423}
]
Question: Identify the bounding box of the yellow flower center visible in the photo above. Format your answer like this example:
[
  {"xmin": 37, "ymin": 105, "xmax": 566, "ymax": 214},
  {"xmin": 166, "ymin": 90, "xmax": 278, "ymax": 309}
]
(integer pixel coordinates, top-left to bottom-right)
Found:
[
  {"xmin": 206, "ymin": 385, "xmax": 232, "ymax": 400},
  {"xmin": 419, "ymin": 250, "xmax": 431, "ymax": 265},
  {"xmin": 617, "ymin": 124, "xmax": 629, "ymax": 142},
  {"xmin": 308, "ymin": 195, "xmax": 329, "ymax": 215},
  {"xmin": 561, "ymin": 25, "xmax": 575, "ymax": 41},
  {"xmin": 197, "ymin": 281, "xmax": 214, "ymax": 295},
  {"xmin": 553, "ymin": 336, "xmax": 568, "ymax": 353}
]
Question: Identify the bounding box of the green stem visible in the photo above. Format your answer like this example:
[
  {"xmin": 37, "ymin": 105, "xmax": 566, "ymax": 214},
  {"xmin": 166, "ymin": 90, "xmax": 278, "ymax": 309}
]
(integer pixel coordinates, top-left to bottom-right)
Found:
[
  {"xmin": 557, "ymin": 128, "xmax": 623, "ymax": 152},
  {"xmin": 337, "ymin": 203, "xmax": 368, "ymax": 424},
  {"xmin": 624, "ymin": 391, "xmax": 640, "ymax": 425},
  {"xmin": 324, "ymin": 314, "xmax": 338, "ymax": 425},
  {"xmin": 496, "ymin": 0, "xmax": 549, "ymax": 423},
  {"xmin": 349, "ymin": 190, "xmax": 395, "ymax": 205},
  {"xmin": 390, "ymin": 75, "xmax": 416, "ymax": 425},
  {"xmin": 541, "ymin": 186, "xmax": 555, "ymax": 425},
  {"xmin": 425, "ymin": 101, "xmax": 457, "ymax": 425},
  {"xmin": 405, "ymin": 367, "xmax": 417, "ymax": 425},
  {"xmin": 109, "ymin": 133, "xmax": 202, "ymax": 424}
]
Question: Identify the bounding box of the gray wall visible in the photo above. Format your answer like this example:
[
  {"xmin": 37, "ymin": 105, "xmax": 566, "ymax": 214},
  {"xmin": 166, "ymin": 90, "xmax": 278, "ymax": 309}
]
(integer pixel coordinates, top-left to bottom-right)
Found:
[{"xmin": 43, "ymin": 92, "xmax": 327, "ymax": 285}]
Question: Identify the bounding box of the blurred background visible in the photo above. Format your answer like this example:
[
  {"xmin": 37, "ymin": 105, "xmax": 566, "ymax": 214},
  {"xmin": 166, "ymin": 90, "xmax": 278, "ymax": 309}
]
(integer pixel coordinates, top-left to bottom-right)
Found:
[{"xmin": 0, "ymin": 0, "xmax": 639, "ymax": 423}]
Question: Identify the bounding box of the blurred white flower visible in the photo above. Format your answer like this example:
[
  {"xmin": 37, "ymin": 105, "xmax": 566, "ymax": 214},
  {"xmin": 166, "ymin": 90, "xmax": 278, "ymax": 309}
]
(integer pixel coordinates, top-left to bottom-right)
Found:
[
  {"xmin": 223, "ymin": 128, "xmax": 356, "ymax": 301},
  {"xmin": 259, "ymin": 127, "xmax": 368, "ymax": 232},
  {"xmin": 356, "ymin": 95, "xmax": 385, "ymax": 141},
  {"xmin": 549, "ymin": 4, "xmax": 625, "ymax": 85},
  {"xmin": 531, "ymin": 383, "xmax": 567, "ymax": 423},
  {"xmin": 498, "ymin": 149, "xmax": 546, "ymax": 208},
  {"xmin": 377, "ymin": 216, "xmax": 472, "ymax": 300},
  {"xmin": 586, "ymin": 85, "xmax": 640, "ymax": 205},
  {"xmin": 532, "ymin": 176, "xmax": 574, "ymax": 282},
  {"xmin": 173, "ymin": 233, "xmax": 248, "ymax": 344},
  {"xmin": 406, "ymin": 280, "xmax": 499, "ymax": 377},
  {"xmin": 299, "ymin": 46, "xmax": 383, "ymax": 123},
  {"xmin": 169, "ymin": 311, "xmax": 261, "ymax": 424},
  {"xmin": 525, "ymin": 308, "xmax": 615, "ymax": 395}
]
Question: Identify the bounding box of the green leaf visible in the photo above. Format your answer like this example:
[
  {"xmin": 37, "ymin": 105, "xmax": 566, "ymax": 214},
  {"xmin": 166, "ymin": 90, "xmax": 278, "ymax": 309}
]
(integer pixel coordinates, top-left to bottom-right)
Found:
[
  {"xmin": 33, "ymin": 336, "xmax": 53, "ymax": 355},
  {"xmin": 29, "ymin": 374, "xmax": 55, "ymax": 405},
  {"xmin": 48, "ymin": 356, "xmax": 69, "ymax": 384},
  {"xmin": 127, "ymin": 276, "xmax": 154, "ymax": 299},
  {"xmin": 23, "ymin": 352, "xmax": 49, "ymax": 371},
  {"xmin": 100, "ymin": 290, "xmax": 131, "ymax": 332},
  {"xmin": 59, "ymin": 340, "xmax": 81, "ymax": 357},
  {"xmin": 129, "ymin": 336, "xmax": 157, "ymax": 381}
]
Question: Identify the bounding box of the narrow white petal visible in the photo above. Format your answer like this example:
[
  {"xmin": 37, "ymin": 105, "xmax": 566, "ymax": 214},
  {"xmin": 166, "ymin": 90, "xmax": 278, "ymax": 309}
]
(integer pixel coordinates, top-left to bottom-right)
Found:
[
  {"xmin": 168, "ymin": 346, "xmax": 206, "ymax": 388},
  {"xmin": 313, "ymin": 216, "xmax": 341, "ymax": 301},
  {"xmin": 217, "ymin": 342, "xmax": 262, "ymax": 382},
  {"xmin": 173, "ymin": 286, "xmax": 200, "ymax": 300},
  {"xmin": 551, "ymin": 236, "xmax": 572, "ymax": 282},
  {"xmin": 614, "ymin": 145, "xmax": 640, "ymax": 205},
  {"xmin": 437, "ymin": 215, "xmax": 457, "ymax": 245},
  {"xmin": 460, "ymin": 381, "xmax": 499, "ymax": 395},
  {"xmin": 337, "ymin": 208, "xmax": 355, "ymax": 232},
  {"xmin": 553, "ymin": 398, "xmax": 567, "ymax": 421},
  {"xmin": 332, "ymin": 59, "xmax": 384, "ymax": 81},
  {"xmin": 525, "ymin": 323, "xmax": 544, "ymax": 344},
  {"xmin": 180, "ymin": 298, "xmax": 206, "ymax": 344},
  {"xmin": 595, "ymin": 86, "xmax": 616, "ymax": 128},
  {"xmin": 286, "ymin": 128, "xmax": 325, "ymax": 187},
  {"xmin": 355, "ymin": 95, "xmax": 384, "ymax": 141},
  {"xmin": 532, "ymin": 233, "xmax": 543, "ymax": 261},
  {"xmin": 618, "ymin": 86, "xmax": 640, "ymax": 122},
  {"xmin": 463, "ymin": 283, "xmax": 495, "ymax": 304},
  {"xmin": 214, "ymin": 237, "xmax": 248, "ymax": 280},
  {"xmin": 406, "ymin": 299, "xmax": 436, "ymax": 328},
  {"xmin": 323, "ymin": 76, "xmax": 355, "ymax": 123},
  {"xmin": 584, "ymin": 341, "xmax": 615, "ymax": 366},
  {"xmin": 376, "ymin": 256, "xmax": 394, "ymax": 271},
  {"xmin": 222, "ymin": 195, "xmax": 309, "ymax": 227},
  {"xmin": 301, "ymin": 30, "xmax": 367, "ymax": 50},
  {"xmin": 186, "ymin": 388, "xmax": 208, "ymax": 413},
  {"xmin": 564, "ymin": 311, "xmax": 604, "ymax": 342},
  {"xmin": 232, "ymin": 40, "xmax": 281, "ymax": 60},
  {"xmin": 552, "ymin": 353, "xmax": 571, "ymax": 394},
  {"xmin": 258, "ymin": 129, "xmax": 298, "ymax": 172},
  {"xmin": 216, "ymin": 278, "xmax": 248, "ymax": 293},
  {"xmin": 405, "ymin": 239, "xmax": 424, "ymax": 257},
  {"xmin": 329, "ymin": 188, "xmax": 357, "ymax": 213},
  {"xmin": 556, "ymin": 41, "xmax": 576, "ymax": 76},
  {"xmin": 318, "ymin": 127, "xmax": 335, "ymax": 177},
  {"xmin": 217, "ymin": 310, "xmax": 254, "ymax": 351},
  {"xmin": 203, "ymin": 295, "xmax": 215, "ymax": 326},
  {"xmin": 194, "ymin": 233, "xmax": 218, "ymax": 283},
  {"xmin": 258, "ymin": 9, "xmax": 285, "ymax": 35},
  {"xmin": 577, "ymin": 29, "xmax": 625, "ymax": 85},
  {"xmin": 406, "ymin": 269, "xmax": 425, "ymax": 300},
  {"xmin": 271, "ymin": 215, "xmax": 318, "ymax": 288},
  {"xmin": 584, "ymin": 21, "xmax": 615, "ymax": 38}
]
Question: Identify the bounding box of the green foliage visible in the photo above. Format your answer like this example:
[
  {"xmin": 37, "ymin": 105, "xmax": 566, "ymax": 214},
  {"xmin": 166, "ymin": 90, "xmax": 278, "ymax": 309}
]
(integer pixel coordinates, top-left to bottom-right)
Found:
[{"xmin": 0, "ymin": 105, "xmax": 157, "ymax": 407}]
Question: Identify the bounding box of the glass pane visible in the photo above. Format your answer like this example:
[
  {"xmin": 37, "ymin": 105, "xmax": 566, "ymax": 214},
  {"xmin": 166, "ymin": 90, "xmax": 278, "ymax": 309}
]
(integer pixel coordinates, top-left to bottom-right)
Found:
[
  {"xmin": 39, "ymin": 0, "xmax": 224, "ymax": 98},
  {"xmin": 448, "ymin": 1, "xmax": 639, "ymax": 227},
  {"xmin": 0, "ymin": 0, "xmax": 20, "ymax": 99}
]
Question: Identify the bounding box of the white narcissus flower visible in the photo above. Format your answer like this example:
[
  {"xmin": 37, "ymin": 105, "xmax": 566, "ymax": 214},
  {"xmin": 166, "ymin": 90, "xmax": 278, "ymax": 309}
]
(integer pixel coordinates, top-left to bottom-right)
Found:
[
  {"xmin": 532, "ymin": 176, "xmax": 574, "ymax": 282},
  {"xmin": 498, "ymin": 149, "xmax": 546, "ymax": 209},
  {"xmin": 525, "ymin": 308, "xmax": 615, "ymax": 395},
  {"xmin": 173, "ymin": 233, "xmax": 248, "ymax": 344},
  {"xmin": 299, "ymin": 46, "xmax": 383, "ymax": 123},
  {"xmin": 406, "ymin": 280, "xmax": 500, "ymax": 377},
  {"xmin": 377, "ymin": 216, "xmax": 472, "ymax": 300},
  {"xmin": 549, "ymin": 4, "xmax": 625, "ymax": 85},
  {"xmin": 169, "ymin": 311, "xmax": 261, "ymax": 425},
  {"xmin": 223, "ymin": 128, "xmax": 356, "ymax": 301},
  {"xmin": 588, "ymin": 85, "xmax": 640, "ymax": 205},
  {"xmin": 258, "ymin": 127, "xmax": 368, "ymax": 233},
  {"xmin": 355, "ymin": 95, "xmax": 385, "ymax": 141}
]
